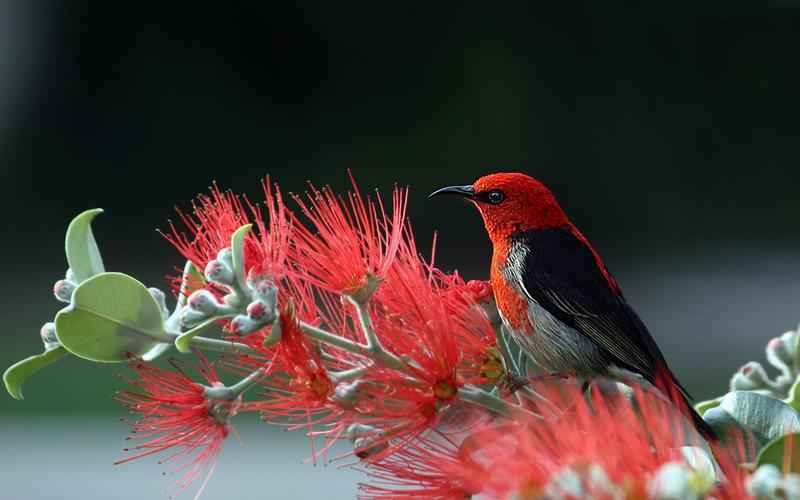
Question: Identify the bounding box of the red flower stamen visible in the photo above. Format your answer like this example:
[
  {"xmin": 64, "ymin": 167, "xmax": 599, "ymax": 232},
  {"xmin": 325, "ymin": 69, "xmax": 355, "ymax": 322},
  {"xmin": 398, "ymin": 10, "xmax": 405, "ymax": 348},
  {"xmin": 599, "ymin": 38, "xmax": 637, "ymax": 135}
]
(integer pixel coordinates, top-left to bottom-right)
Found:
[
  {"xmin": 290, "ymin": 171, "xmax": 408, "ymax": 297},
  {"xmin": 115, "ymin": 354, "xmax": 237, "ymax": 497}
]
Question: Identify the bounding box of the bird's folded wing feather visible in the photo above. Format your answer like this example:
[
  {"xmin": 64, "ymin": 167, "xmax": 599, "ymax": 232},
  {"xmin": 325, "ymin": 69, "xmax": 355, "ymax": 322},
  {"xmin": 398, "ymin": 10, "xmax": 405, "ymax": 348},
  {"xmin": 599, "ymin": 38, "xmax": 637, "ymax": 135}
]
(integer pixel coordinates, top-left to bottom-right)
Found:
[{"xmin": 508, "ymin": 228, "xmax": 665, "ymax": 380}]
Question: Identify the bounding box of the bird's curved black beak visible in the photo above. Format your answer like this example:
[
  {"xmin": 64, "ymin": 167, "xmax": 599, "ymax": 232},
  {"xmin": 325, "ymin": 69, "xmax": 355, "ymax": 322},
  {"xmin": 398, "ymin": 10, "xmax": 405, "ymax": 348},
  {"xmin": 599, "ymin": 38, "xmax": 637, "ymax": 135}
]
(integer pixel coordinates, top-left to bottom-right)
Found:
[{"xmin": 428, "ymin": 185, "xmax": 475, "ymax": 199}]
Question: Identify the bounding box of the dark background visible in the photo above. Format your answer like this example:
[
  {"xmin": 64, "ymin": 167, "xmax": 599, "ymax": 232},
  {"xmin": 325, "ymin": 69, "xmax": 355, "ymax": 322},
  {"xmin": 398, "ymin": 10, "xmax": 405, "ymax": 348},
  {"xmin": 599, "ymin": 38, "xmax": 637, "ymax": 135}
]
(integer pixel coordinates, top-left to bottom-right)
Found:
[{"xmin": 1, "ymin": 4, "xmax": 799, "ymax": 496}]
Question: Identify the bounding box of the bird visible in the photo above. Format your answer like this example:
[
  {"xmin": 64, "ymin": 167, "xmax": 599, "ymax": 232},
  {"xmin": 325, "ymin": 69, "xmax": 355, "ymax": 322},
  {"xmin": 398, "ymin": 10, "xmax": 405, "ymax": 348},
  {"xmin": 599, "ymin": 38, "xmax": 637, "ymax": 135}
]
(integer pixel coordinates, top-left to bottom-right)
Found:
[{"xmin": 429, "ymin": 172, "xmax": 715, "ymax": 441}]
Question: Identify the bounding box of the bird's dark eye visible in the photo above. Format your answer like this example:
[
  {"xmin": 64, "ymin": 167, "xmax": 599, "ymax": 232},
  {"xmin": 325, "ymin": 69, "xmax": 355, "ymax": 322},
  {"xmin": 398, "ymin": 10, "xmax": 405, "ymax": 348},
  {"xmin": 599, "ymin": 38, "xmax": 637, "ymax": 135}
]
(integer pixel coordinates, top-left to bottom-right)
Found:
[{"xmin": 487, "ymin": 190, "xmax": 505, "ymax": 204}]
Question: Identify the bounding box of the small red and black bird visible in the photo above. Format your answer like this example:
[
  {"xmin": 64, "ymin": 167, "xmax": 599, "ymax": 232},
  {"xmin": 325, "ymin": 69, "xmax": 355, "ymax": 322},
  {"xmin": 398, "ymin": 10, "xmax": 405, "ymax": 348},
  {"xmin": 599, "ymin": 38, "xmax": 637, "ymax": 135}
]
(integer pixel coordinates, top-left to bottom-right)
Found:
[{"xmin": 430, "ymin": 172, "xmax": 714, "ymax": 440}]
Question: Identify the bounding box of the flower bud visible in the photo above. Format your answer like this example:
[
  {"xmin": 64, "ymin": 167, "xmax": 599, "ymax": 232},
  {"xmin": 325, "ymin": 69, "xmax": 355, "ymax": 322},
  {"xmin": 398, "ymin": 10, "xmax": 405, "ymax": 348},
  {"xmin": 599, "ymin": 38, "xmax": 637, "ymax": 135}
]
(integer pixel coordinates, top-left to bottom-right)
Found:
[
  {"xmin": 246, "ymin": 300, "xmax": 276, "ymax": 324},
  {"xmin": 247, "ymin": 276, "xmax": 278, "ymax": 306},
  {"xmin": 228, "ymin": 315, "xmax": 262, "ymax": 336},
  {"xmin": 204, "ymin": 259, "xmax": 233, "ymax": 286},
  {"xmin": 180, "ymin": 308, "xmax": 209, "ymax": 330},
  {"xmin": 766, "ymin": 336, "xmax": 794, "ymax": 378},
  {"xmin": 347, "ymin": 423, "xmax": 386, "ymax": 460},
  {"xmin": 648, "ymin": 462, "xmax": 693, "ymax": 500},
  {"xmin": 332, "ymin": 380, "xmax": 366, "ymax": 409},
  {"xmin": 680, "ymin": 446, "xmax": 716, "ymax": 493},
  {"xmin": 542, "ymin": 466, "xmax": 585, "ymax": 499},
  {"xmin": 749, "ymin": 464, "xmax": 800, "ymax": 500},
  {"xmin": 40, "ymin": 322, "xmax": 59, "ymax": 349},
  {"xmin": 216, "ymin": 248, "xmax": 233, "ymax": 268},
  {"xmin": 730, "ymin": 362, "xmax": 770, "ymax": 392},
  {"xmin": 53, "ymin": 279, "xmax": 76, "ymax": 303},
  {"xmin": 187, "ymin": 290, "xmax": 220, "ymax": 315},
  {"xmin": 148, "ymin": 288, "xmax": 168, "ymax": 319}
]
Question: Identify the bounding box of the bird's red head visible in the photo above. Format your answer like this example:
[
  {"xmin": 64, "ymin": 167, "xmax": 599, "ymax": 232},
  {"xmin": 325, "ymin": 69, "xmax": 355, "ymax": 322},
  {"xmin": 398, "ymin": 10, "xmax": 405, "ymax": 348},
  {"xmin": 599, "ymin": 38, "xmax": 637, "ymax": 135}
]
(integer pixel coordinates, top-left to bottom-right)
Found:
[{"xmin": 430, "ymin": 172, "xmax": 569, "ymax": 242}]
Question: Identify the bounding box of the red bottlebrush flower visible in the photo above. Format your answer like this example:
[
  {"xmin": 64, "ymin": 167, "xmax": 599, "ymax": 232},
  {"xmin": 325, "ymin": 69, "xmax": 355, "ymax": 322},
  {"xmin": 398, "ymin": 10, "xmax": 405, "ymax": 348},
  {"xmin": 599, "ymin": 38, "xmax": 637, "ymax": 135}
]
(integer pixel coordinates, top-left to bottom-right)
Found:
[
  {"xmin": 289, "ymin": 226, "xmax": 499, "ymax": 464},
  {"xmin": 115, "ymin": 355, "xmax": 239, "ymax": 497},
  {"xmin": 290, "ymin": 172, "xmax": 408, "ymax": 298},
  {"xmin": 458, "ymin": 382, "xmax": 747, "ymax": 499},
  {"xmin": 372, "ymin": 232, "xmax": 497, "ymax": 387},
  {"xmin": 434, "ymin": 272, "xmax": 500, "ymax": 385},
  {"xmin": 321, "ymin": 258, "xmax": 484, "ymax": 461},
  {"xmin": 162, "ymin": 182, "xmax": 251, "ymax": 272},
  {"xmin": 163, "ymin": 178, "xmax": 293, "ymax": 288},
  {"xmin": 358, "ymin": 434, "xmax": 486, "ymax": 499},
  {"xmin": 245, "ymin": 178, "xmax": 293, "ymax": 281},
  {"xmin": 251, "ymin": 305, "xmax": 335, "ymax": 423}
]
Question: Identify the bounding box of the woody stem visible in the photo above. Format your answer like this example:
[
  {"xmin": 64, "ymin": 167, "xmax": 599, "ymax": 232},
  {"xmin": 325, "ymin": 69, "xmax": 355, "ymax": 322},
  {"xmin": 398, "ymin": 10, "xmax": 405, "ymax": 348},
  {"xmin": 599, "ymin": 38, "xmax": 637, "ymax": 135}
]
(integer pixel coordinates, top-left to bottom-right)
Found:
[
  {"xmin": 458, "ymin": 385, "xmax": 541, "ymax": 420},
  {"xmin": 297, "ymin": 299, "xmax": 539, "ymax": 420}
]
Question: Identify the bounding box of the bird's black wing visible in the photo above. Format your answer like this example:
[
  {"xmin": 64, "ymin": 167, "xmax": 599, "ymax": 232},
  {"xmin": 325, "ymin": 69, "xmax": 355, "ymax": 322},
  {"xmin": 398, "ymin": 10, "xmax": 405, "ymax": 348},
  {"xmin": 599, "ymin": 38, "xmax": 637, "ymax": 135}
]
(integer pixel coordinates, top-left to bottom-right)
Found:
[{"xmin": 506, "ymin": 227, "xmax": 666, "ymax": 382}]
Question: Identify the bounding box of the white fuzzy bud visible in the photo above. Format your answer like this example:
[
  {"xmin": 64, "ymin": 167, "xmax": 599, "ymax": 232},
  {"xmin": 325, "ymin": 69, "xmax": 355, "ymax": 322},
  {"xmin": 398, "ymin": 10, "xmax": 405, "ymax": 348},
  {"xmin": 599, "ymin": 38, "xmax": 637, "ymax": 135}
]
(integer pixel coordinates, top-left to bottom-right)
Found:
[
  {"xmin": 187, "ymin": 290, "xmax": 220, "ymax": 315},
  {"xmin": 332, "ymin": 381, "xmax": 365, "ymax": 409},
  {"xmin": 216, "ymin": 248, "xmax": 233, "ymax": 268},
  {"xmin": 228, "ymin": 315, "xmax": 261, "ymax": 336},
  {"xmin": 180, "ymin": 308, "xmax": 209, "ymax": 330},
  {"xmin": 246, "ymin": 300, "xmax": 276, "ymax": 323},
  {"xmin": 648, "ymin": 462, "xmax": 695, "ymax": 500},
  {"xmin": 749, "ymin": 464, "xmax": 800, "ymax": 500},
  {"xmin": 542, "ymin": 466, "xmax": 585, "ymax": 499},
  {"xmin": 248, "ymin": 276, "xmax": 278, "ymax": 305},
  {"xmin": 767, "ymin": 336, "xmax": 795, "ymax": 378},
  {"xmin": 680, "ymin": 446, "xmax": 716, "ymax": 493},
  {"xmin": 40, "ymin": 322, "xmax": 59, "ymax": 349},
  {"xmin": 204, "ymin": 259, "xmax": 234, "ymax": 285},
  {"xmin": 53, "ymin": 279, "xmax": 76, "ymax": 303},
  {"xmin": 731, "ymin": 362, "xmax": 771, "ymax": 392},
  {"xmin": 148, "ymin": 288, "xmax": 168, "ymax": 319},
  {"xmin": 347, "ymin": 424, "xmax": 386, "ymax": 459}
]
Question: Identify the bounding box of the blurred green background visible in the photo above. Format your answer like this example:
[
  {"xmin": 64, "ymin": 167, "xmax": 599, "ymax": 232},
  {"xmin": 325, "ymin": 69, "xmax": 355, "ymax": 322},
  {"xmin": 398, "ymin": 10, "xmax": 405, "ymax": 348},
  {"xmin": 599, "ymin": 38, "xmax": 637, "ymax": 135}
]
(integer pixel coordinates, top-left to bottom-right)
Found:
[{"xmin": 1, "ymin": 2, "xmax": 800, "ymax": 498}]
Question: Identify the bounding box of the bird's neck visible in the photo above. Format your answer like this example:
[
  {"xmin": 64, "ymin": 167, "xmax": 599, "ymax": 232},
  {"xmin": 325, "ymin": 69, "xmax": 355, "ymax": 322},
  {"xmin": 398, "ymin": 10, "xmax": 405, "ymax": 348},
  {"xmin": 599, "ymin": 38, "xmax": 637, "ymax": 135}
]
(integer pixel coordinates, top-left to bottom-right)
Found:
[{"xmin": 480, "ymin": 206, "xmax": 570, "ymax": 243}]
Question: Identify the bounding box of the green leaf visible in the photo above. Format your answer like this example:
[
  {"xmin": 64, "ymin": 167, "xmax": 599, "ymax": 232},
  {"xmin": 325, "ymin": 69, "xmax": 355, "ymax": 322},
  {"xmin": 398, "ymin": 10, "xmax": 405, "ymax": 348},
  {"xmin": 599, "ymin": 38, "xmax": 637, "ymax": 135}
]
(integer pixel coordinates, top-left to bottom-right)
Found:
[
  {"xmin": 175, "ymin": 317, "xmax": 223, "ymax": 353},
  {"xmin": 695, "ymin": 396, "xmax": 725, "ymax": 416},
  {"xmin": 231, "ymin": 224, "xmax": 252, "ymax": 292},
  {"xmin": 3, "ymin": 347, "xmax": 68, "ymax": 400},
  {"xmin": 65, "ymin": 209, "xmax": 105, "ymax": 283},
  {"xmin": 786, "ymin": 378, "xmax": 800, "ymax": 413},
  {"xmin": 757, "ymin": 433, "xmax": 800, "ymax": 473},
  {"xmin": 141, "ymin": 343, "xmax": 171, "ymax": 362},
  {"xmin": 703, "ymin": 406, "xmax": 745, "ymax": 442},
  {"xmin": 55, "ymin": 272, "xmax": 168, "ymax": 362},
  {"xmin": 176, "ymin": 260, "xmax": 205, "ymax": 310},
  {"xmin": 718, "ymin": 391, "xmax": 800, "ymax": 447}
]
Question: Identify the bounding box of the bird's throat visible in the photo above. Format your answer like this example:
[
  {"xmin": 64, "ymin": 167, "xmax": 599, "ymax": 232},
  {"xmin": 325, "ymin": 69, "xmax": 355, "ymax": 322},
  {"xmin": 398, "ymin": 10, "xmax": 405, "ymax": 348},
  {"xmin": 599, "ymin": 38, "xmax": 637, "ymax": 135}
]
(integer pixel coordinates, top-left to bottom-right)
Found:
[{"xmin": 490, "ymin": 245, "xmax": 532, "ymax": 332}]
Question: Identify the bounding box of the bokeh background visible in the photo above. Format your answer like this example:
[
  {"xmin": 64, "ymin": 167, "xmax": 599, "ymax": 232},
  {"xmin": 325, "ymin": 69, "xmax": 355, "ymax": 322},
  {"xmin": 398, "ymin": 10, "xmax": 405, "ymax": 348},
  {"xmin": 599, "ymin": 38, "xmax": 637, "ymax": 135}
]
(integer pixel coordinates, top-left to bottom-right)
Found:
[{"xmin": 1, "ymin": 3, "xmax": 799, "ymax": 499}]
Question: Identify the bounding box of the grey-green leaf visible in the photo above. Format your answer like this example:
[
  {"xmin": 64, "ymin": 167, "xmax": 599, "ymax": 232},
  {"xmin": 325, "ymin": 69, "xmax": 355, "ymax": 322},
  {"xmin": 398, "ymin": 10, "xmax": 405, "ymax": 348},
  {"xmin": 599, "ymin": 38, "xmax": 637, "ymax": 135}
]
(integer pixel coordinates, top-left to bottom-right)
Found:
[
  {"xmin": 175, "ymin": 317, "xmax": 223, "ymax": 353},
  {"xmin": 65, "ymin": 209, "xmax": 105, "ymax": 283},
  {"xmin": 695, "ymin": 396, "xmax": 725, "ymax": 416},
  {"xmin": 176, "ymin": 260, "xmax": 206, "ymax": 310},
  {"xmin": 757, "ymin": 433, "xmax": 800, "ymax": 473},
  {"xmin": 3, "ymin": 347, "xmax": 68, "ymax": 400},
  {"xmin": 55, "ymin": 272, "xmax": 168, "ymax": 362},
  {"xmin": 786, "ymin": 378, "xmax": 800, "ymax": 413},
  {"xmin": 231, "ymin": 224, "xmax": 252, "ymax": 292},
  {"xmin": 718, "ymin": 391, "xmax": 800, "ymax": 447}
]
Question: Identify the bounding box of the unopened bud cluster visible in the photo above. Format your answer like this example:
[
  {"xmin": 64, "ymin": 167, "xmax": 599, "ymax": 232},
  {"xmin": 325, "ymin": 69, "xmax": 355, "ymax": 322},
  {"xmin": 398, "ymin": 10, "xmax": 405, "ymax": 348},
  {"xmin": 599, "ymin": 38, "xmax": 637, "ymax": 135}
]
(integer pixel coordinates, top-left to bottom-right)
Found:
[
  {"xmin": 730, "ymin": 328, "xmax": 799, "ymax": 398},
  {"xmin": 749, "ymin": 464, "xmax": 800, "ymax": 500},
  {"xmin": 41, "ymin": 269, "xmax": 80, "ymax": 351},
  {"xmin": 180, "ymin": 247, "xmax": 278, "ymax": 335}
]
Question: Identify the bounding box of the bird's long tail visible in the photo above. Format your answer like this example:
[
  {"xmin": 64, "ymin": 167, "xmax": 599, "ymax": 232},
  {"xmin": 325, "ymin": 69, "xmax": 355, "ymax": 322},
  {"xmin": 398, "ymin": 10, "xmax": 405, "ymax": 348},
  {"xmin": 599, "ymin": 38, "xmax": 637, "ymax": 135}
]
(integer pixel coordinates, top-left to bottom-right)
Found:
[{"xmin": 654, "ymin": 364, "xmax": 717, "ymax": 443}]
